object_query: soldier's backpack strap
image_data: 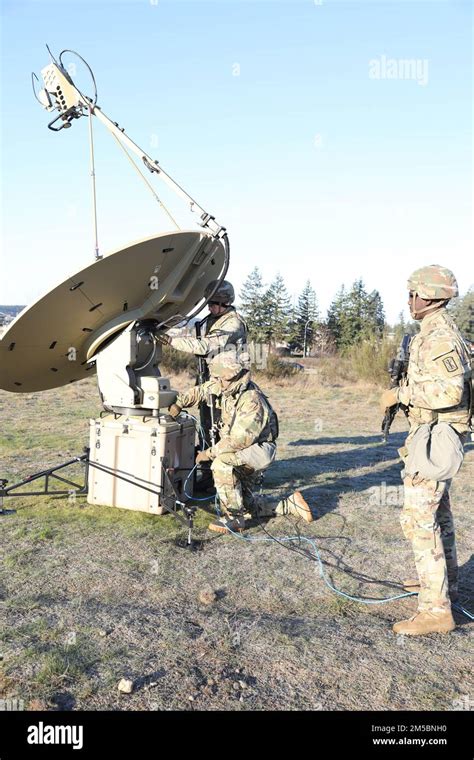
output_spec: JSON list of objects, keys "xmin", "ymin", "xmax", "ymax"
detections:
[
  {"xmin": 228, "ymin": 382, "xmax": 279, "ymax": 442},
  {"xmin": 247, "ymin": 382, "xmax": 279, "ymax": 442},
  {"xmin": 461, "ymin": 336, "xmax": 474, "ymax": 434},
  {"xmin": 227, "ymin": 387, "xmax": 248, "ymax": 434},
  {"xmin": 469, "ymin": 356, "xmax": 474, "ymax": 435}
]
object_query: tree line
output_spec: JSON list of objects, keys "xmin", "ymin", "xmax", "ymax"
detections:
[{"xmin": 238, "ymin": 268, "xmax": 474, "ymax": 354}]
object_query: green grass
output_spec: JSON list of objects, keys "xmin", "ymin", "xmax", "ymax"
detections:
[
  {"xmin": 34, "ymin": 644, "xmax": 96, "ymax": 687},
  {"xmin": 0, "ymin": 373, "xmax": 472, "ymax": 711}
]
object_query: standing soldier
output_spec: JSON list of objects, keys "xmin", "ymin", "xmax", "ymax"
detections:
[
  {"xmin": 168, "ymin": 351, "xmax": 312, "ymax": 533},
  {"xmin": 380, "ymin": 265, "xmax": 472, "ymax": 635},
  {"xmin": 158, "ymin": 279, "xmax": 247, "ymax": 446}
]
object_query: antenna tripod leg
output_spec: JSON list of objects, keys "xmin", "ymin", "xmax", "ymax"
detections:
[{"xmin": 187, "ymin": 514, "xmax": 193, "ymax": 547}]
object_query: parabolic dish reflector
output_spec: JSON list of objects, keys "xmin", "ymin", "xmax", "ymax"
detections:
[{"xmin": 0, "ymin": 230, "xmax": 225, "ymax": 393}]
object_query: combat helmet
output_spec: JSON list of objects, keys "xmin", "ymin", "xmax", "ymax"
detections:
[
  {"xmin": 407, "ymin": 265, "xmax": 459, "ymax": 300},
  {"xmin": 209, "ymin": 350, "xmax": 251, "ymax": 381},
  {"xmin": 204, "ymin": 279, "xmax": 235, "ymax": 305}
]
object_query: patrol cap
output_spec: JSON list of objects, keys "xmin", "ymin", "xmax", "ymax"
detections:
[
  {"xmin": 407, "ymin": 265, "xmax": 459, "ymax": 300},
  {"xmin": 209, "ymin": 350, "xmax": 251, "ymax": 380},
  {"xmin": 204, "ymin": 279, "xmax": 235, "ymax": 305}
]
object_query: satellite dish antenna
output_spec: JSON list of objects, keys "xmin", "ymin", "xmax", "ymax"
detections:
[
  {"xmin": 0, "ymin": 48, "xmax": 232, "ymax": 542},
  {"xmin": 0, "ymin": 230, "xmax": 225, "ymax": 394}
]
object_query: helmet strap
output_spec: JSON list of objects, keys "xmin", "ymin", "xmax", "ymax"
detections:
[{"xmin": 411, "ymin": 295, "xmax": 449, "ymax": 320}]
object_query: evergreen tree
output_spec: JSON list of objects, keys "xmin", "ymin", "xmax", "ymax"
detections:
[
  {"xmin": 326, "ymin": 285, "xmax": 347, "ymax": 349},
  {"xmin": 286, "ymin": 301, "xmax": 300, "ymax": 352},
  {"xmin": 238, "ymin": 267, "xmax": 267, "ymax": 341},
  {"xmin": 449, "ymin": 287, "xmax": 474, "ymax": 342},
  {"xmin": 261, "ymin": 273, "xmax": 292, "ymax": 346},
  {"xmin": 393, "ymin": 311, "xmax": 406, "ymax": 342},
  {"xmin": 292, "ymin": 281, "xmax": 319, "ymax": 355},
  {"xmin": 363, "ymin": 288, "xmax": 385, "ymax": 337},
  {"xmin": 326, "ymin": 279, "xmax": 386, "ymax": 350},
  {"xmin": 393, "ymin": 310, "xmax": 420, "ymax": 341}
]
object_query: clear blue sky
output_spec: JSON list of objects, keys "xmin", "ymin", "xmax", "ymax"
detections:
[{"xmin": 1, "ymin": 0, "xmax": 472, "ymax": 323}]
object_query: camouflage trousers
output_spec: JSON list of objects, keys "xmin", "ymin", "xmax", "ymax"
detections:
[
  {"xmin": 210, "ymin": 442, "xmax": 277, "ymax": 519},
  {"xmin": 400, "ymin": 474, "xmax": 458, "ymax": 613}
]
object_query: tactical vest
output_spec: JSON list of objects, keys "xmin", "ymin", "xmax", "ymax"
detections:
[
  {"xmin": 260, "ymin": 390, "xmax": 279, "ymax": 442},
  {"xmin": 406, "ymin": 310, "xmax": 472, "ymax": 434}
]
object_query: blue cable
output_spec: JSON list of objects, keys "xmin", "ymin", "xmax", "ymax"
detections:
[
  {"xmin": 226, "ymin": 523, "xmax": 474, "ymax": 616},
  {"xmin": 181, "ymin": 413, "xmax": 218, "ymax": 512},
  {"xmin": 181, "ymin": 421, "xmax": 413, "ymax": 603},
  {"xmin": 184, "ymin": 464, "xmax": 215, "ymax": 502},
  {"xmin": 180, "ymin": 410, "xmax": 474, "ymax": 616},
  {"xmin": 452, "ymin": 602, "xmax": 474, "ymax": 620},
  {"xmin": 225, "ymin": 522, "xmax": 415, "ymax": 604}
]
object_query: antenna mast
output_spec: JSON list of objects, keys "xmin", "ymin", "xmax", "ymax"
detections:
[{"xmin": 33, "ymin": 48, "xmax": 227, "ymax": 242}]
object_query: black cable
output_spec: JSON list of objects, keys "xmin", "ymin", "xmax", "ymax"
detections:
[
  {"xmin": 86, "ymin": 460, "xmax": 191, "ymax": 528},
  {"xmin": 58, "ymin": 49, "xmax": 98, "ymax": 108},
  {"xmin": 253, "ymin": 504, "xmax": 408, "ymax": 592}
]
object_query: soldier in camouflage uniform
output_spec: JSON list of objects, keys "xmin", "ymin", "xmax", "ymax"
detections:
[
  {"xmin": 380, "ymin": 265, "xmax": 472, "ymax": 635},
  {"xmin": 168, "ymin": 351, "xmax": 313, "ymax": 533},
  {"xmin": 158, "ymin": 279, "xmax": 247, "ymax": 365},
  {"xmin": 158, "ymin": 279, "xmax": 247, "ymax": 450}
]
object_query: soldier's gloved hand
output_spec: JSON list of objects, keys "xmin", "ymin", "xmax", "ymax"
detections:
[
  {"xmin": 156, "ymin": 333, "xmax": 172, "ymax": 346},
  {"xmin": 168, "ymin": 403, "xmax": 182, "ymax": 419},
  {"xmin": 379, "ymin": 388, "xmax": 399, "ymax": 413},
  {"xmin": 196, "ymin": 449, "xmax": 212, "ymax": 464}
]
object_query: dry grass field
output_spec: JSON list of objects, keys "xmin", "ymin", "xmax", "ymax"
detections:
[{"xmin": 0, "ymin": 367, "xmax": 472, "ymax": 712}]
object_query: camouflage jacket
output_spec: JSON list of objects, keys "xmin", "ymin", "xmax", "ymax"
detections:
[
  {"xmin": 170, "ymin": 307, "xmax": 247, "ymax": 359},
  {"xmin": 398, "ymin": 308, "xmax": 472, "ymax": 434},
  {"xmin": 175, "ymin": 371, "xmax": 275, "ymax": 458}
]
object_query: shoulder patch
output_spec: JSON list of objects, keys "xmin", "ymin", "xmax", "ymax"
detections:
[
  {"xmin": 432, "ymin": 349, "xmax": 463, "ymax": 378},
  {"xmin": 443, "ymin": 356, "xmax": 459, "ymax": 373}
]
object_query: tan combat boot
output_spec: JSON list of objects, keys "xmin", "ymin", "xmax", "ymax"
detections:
[
  {"xmin": 208, "ymin": 514, "xmax": 245, "ymax": 534},
  {"xmin": 393, "ymin": 610, "xmax": 455, "ymax": 636},
  {"xmin": 402, "ymin": 579, "xmax": 459, "ymax": 603},
  {"xmin": 275, "ymin": 491, "xmax": 313, "ymax": 523}
]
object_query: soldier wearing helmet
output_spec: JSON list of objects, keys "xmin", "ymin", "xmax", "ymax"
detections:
[
  {"xmin": 167, "ymin": 350, "xmax": 312, "ymax": 533},
  {"xmin": 158, "ymin": 279, "xmax": 248, "ymax": 454},
  {"xmin": 380, "ymin": 265, "xmax": 472, "ymax": 636},
  {"xmin": 157, "ymin": 279, "xmax": 247, "ymax": 363}
]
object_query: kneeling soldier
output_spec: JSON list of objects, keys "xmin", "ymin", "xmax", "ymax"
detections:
[{"xmin": 168, "ymin": 351, "xmax": 312, "ymax": 533}]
